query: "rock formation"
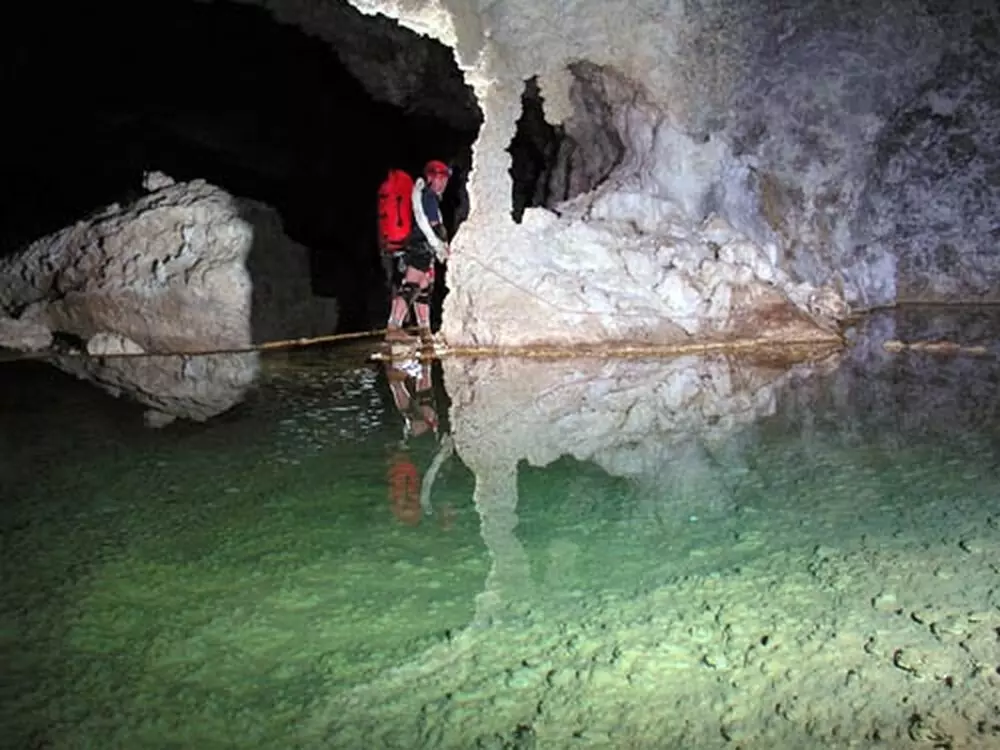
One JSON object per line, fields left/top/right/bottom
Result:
{"left": 0, "top": 177, "right": 254, "bottom": 354}
{"left": 0, "top": 173, "right": 339, "bottom": 423}
{"left": 3, "top": 0, "right": 996, "bottom": 401}
{"left": 232, "top": 0, "right": 1000, "bottom": 346}
{"left": 852, "top": 33, "right": 1000, "bottom": 303}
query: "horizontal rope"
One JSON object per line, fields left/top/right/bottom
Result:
{"left": 0, "top": 327, "right": 387, "bottom": 361}
{"left": 3, "top": 299, "right": 997, "bottom": 364}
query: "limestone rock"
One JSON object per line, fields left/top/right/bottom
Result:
{"left": 142, "top": 170, "right": 176, "bottom": 191}
{"left": 322, "top": 0, "right": 999, "bottom": 338}
{"left": 241, "top": 198, "right": 340, "bottom": 344}
{"left": 86, "top": 332, "right": 146, "bottom": 356}
{"left": 442, "top": 185, "right": 844, "bottom": 348}
{"left": 233, "top": 0, "right": 480, "bottom": 131}
{"left": 0, "top": 315, "right": 52, "bottom": 352}
{"left": 853, "top": 35, "right": 1000, "bottom": 303}
{"left": 0, "top": 178, "right": 255, "bottom": 353}
{"left": 0, "top": 176, "right": 336, "bottom": 422}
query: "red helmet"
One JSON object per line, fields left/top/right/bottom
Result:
{"left": 424, "top": 160, "right": 451, "bottom": 179}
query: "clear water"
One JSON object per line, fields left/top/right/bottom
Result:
{"left": 2, "top": 310, "right": 1000, "bottom": 750}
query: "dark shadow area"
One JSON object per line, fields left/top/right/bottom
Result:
{"left": 0, "top": 0, "right": 481, "bottom": 332}
{"left": 507, "top": 76, "right": 563, "bottom": 223}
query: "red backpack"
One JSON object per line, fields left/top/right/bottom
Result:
{"left": 377, "top": 168, "right": 414, "bottom": 252}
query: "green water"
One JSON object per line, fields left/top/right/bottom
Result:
{"left": 3, "top": 319, "right": 1000, "bottom": 750}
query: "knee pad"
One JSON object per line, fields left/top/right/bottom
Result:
{"left": 399, "top": 282, "right": 420, "bottom": 305}
{"left": 415, "top": 286, "right": 433, "bottom": 305}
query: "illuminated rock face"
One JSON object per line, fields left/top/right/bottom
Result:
{"left": 287, "top": 0, "right": 995, "bottom": 344}
{"left": 0, "top": 178, "right": 260, "bottom": 354}
{"left": 3, "top": 0, "right": 997, "bottom": 413}
{"left": 0, "top": 176, "right": 338, "bottom": 422}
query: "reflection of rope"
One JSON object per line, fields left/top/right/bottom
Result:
{"left": 6, "top": 324, "right": 845, "bottom": 366}
{"left": 883, "top": 339, "right": 991, "bottom": 356}
{"left": 442, "top": 336, "right": 844, "bottom": 359}
{"left": 845, "top": 299, "right": 1000, "bottom": 322}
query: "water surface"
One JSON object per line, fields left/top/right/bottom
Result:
{"left": 2, "top": 309, "right": 999, "bottom": 749}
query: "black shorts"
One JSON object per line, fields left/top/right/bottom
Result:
{"left": 406, "top": 246, "right": 435, "bottom": 273}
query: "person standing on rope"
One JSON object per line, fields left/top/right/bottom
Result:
{"left": 384, "top": 160, "right": 452, "bottom": 344}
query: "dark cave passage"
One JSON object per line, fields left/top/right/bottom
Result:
{"left": 508, "top": 77, "right": 564, "bottom": 223}
{"left": 0, "top": 0, "right": 481, "bottom": 333}
{"left": 506, "top": 66, "right": 626, "bottom": 224}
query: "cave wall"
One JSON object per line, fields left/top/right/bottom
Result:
{"left": 851, "top": 30, "right": 1000, "bottom": 303}
{"left": 223, "top": 0, "right": 480, "bottom": 132}
{"left": 26, "top": 0, "right": 965, "bottom": 347}
{"left": 300, "top": 0, "right": 1000, "bottom": 317}
{"left": 6, "top": 0, "right": 993, "bottom": 345}
{"left": 470, "top": 0, "right": 1000, "bottom": 311}
{"left": 1, "top": 0, "right": 484, "bottom": 337}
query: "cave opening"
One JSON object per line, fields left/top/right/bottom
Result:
{"left": 506, "top": 64, "right": 626, "bottom": 224}
{"left": 0, "top": 0, "right": 482, "bottom": 334}
{"left": 507, "top": 76, "right": 563, "bottom": 223}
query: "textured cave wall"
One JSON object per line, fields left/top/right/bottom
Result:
{"left": 722, "top": 1, "right": 1000, "bottom": 307}
{"left": 249, "top": 0, "right": 1000, "bottom": 343}
{"left": 851, "top": 26, "right": 1000, "bottom": 303}
{"left": 479, "top": 0, "right": 1000, "bottom": 310}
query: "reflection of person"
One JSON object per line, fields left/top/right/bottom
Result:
{"left": 384, "top": 358, "right": 455, "bottom": 528}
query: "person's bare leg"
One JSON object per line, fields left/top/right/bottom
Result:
{"left": 385, "top": 294, "right": 411, "bottom": 341}
{"left": 414, "top": 298, "right": 431, "bottom": 341}
{"left": 412, "top": 268, "right": 433, "bottom": 342}
{"left": 386, "top": 267, "right": 427, "bottom": 342}
{"left": 397, "top": 267, "right": 431, "bottom": 342}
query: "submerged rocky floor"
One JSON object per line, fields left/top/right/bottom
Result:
{"left": 1, "top": 307, "right": 999, "bottom": 750}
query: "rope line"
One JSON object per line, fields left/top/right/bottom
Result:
{"left": 4, "top": 288, "right": 997, "bottom": 364}
{"left": 1, "top": 326, "right": 388, "bottom": 361}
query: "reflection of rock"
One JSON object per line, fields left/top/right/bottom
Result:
{"left": 470, "top": 461, "right": 531, "bottom": 626}
{"left": 0, "top": 175, "right": 334, "bottom": 421}
{"left": 444, "top": 350, "right": 841, "bottom": 493}
{"left": 778, "top": 308, "right": 1000, "bottom": 443}
{"left": 442, "top": 348, "right": 840, "bottom": 618}
{"left": 53, "top": 348, "right": 259, "bottom": 426}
